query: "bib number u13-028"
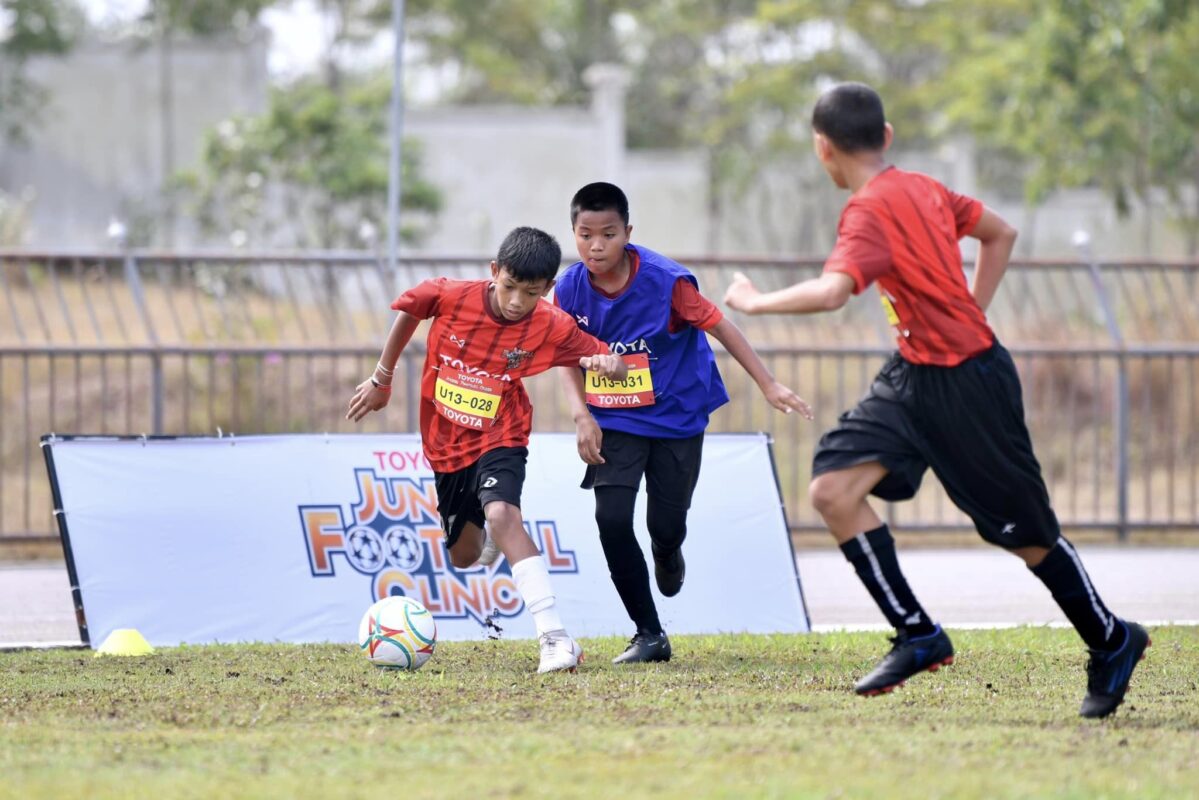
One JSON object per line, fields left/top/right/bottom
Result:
{"left": 434, "top": 369, "right": 503, "bottom": 429}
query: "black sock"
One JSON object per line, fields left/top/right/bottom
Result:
{"left": 595, "top": 487, "right": 662, "bottom": 634}
{"left": 840, "top": 525, "right": 936, "bottom": 638}
{"left": 1030, "top": 538, "right": 1124, "bottom": 651}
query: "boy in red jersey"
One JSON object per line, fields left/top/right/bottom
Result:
{"left": 347, "top": 226, "right": 627, "bottom": 673}
{"left": 724, "top": 83, "right": 1147, "bottom": 718}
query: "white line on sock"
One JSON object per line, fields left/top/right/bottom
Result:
{"left": 857, "top": 532, "right": 910, "bottom": 619}
{"left": 1057, "top": 539, "right": 1116, "bottom": 641}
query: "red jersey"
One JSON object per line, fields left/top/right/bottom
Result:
{"left": 824, "top": 167, "right": 993, "bottom": 366}
{"left": 554, "top": 247, "right": 724, "bottom": 333}
{"left": 393, "top": 278, "right": 610, "bottom": 473}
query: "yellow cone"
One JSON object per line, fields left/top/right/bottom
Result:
{"left": 94, "top": 628, "right": 156, "bottom": 657}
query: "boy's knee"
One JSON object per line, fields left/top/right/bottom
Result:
{"left": 594, "top": 488, "right": 636, "bottom": 533}
{"left": 646, "top": 499, "right": 687, "bottom": 551}
{"left": 809, "top": 474, "right": 843, "bottom": 517}
{"left": 483, "top": 501, "right": 521, "bottom": 533}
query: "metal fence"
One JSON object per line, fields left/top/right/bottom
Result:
{"left": 2, "top": 249, "right": 1197, "bottom": 544}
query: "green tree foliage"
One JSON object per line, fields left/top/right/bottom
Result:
{"left": 138, "top": 0, "right": 273, "bottom": 36}
{"left": 398, "top": 0, "right": 967, "bottom": 247}
{"left": 0, "top": 0, "right": 81, "bottom": 141}
{"left": 940, "top": 0, "right": 1199, "bottom": 253}
{"left": 179, "top": 75, "right": 441, "bottom": 249}
{"left": 176, "top": 0, "right": 442, "bottom": 249}
{"left": 404, "top": 0, "right": 633, "bottom": 106}
{"left": 398, "top": 0, "right": 1199, "bottom": 254}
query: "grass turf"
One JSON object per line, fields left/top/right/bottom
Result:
{"left": 2, "top": 626, "right": 1197, "bottom": 799}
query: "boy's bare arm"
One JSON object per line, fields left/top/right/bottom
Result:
{"left": 346, "top": 311, "right": 421, "bottom": 422}
{"left": 706, "top": 318, "right": 814, "bottom": 419}
{"left": 723, "top": 271, "right": 854, "bottom": 315}
{"left": 558, "top": 366, "right": 604, "bottom": 465}
{"left": 969, "top": 207, "right": 1018, "bottom": 312}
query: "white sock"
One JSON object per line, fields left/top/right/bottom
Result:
{"left": 510, "top": 555, "right": 564, "bottom": 636}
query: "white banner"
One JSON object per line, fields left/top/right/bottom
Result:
{"left": 45, "top": 433, "right": 808, "bottom": 646}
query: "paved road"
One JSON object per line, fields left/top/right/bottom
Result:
{"left": 3, "top": 546, "right": 1197, "bottom": 645}
{"left": 795, "top": 546, "right": 1199, "bottom": 631}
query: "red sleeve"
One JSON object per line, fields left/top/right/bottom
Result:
{"left": 390, "top": 277, "right": 444, "bottom": 318}
{"left": 548, "top": 312, "right": 610, "bottom": 367}
{"left": 946, "top": 187, "right": 984, "bottom": 238}
{"left": 823, "top": 204, "right": 892, "bottom": 294}
{"left": 670, "top": 278, "right": 723, "bottom": 333}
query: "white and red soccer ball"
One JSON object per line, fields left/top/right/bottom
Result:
{"left": 358, "top": 596, "right": 437, "bottom": 670}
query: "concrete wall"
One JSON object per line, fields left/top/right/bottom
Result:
{"left": 0, "top": 32, "right": 269, "bottom": 248}
{"left": 405, "top": 107, "right": 711, "bottom": 257}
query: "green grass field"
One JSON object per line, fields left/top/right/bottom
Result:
{"left": 3, "top": 627, "right": 1197, "bottom": 799}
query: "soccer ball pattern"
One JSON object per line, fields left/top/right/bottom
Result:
{"left": 345, "top": 526, "right": 385, "bottom": 572}
{"left": 358, "top": 595, "right": 437, "bottom": 670}
{"left": 384, "top": 525, "right": 424, "bottom": 571}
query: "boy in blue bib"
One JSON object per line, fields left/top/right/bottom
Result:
{"left": 556, "top": 182, "right": 813, "bottom": 664}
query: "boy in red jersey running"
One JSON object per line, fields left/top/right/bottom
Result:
{"left": 724, "top": 83, "right": 1148, "bottom": 718}
{"left": 347, "top": 226, "right": 627, "bottom": 674}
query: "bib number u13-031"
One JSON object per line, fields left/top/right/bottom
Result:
{"left": 585, "top": 353, "right": 655, "bottom": 408}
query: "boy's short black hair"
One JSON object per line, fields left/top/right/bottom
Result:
{"left": 496, "top": 226, "right": 562, "bottom": 284}
{"left": 570, "top": 181, "right": 629, "bottom": 226}
{"left": 811, "top": 82, "right": 887, "bottom": 154}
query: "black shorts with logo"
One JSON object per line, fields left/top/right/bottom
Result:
{"left": 433, "top": 446, "right": 527, "bottom": 549}
{"left": 581, "top": 428, "right": 704, "bottom": 507}
{"left": 812, "top": 341, "right": 1060, "bottom": 549}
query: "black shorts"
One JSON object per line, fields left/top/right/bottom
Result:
{"left": 433, "top": 446, "right": 527, "bottom": 549}
{"left": 582, "top": 429, "right": 704, "bottom": 507}
{"left": 812, "top": 341, "right": 1060, "bottom": 549}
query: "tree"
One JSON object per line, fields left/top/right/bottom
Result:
{"left": 0, "top": 0, "right": 81, "bottom": 142}
{"left": 179, "top": 74, "right": 441, "bottom": 249}
{"left": 396, "top": 0, "right": 969, "bottom": 250}
{"left": 939, "top": 0, "right": 1199, "bottom": 255}
{"left": 403, "top": 0, "right": 632, "bottom": 106}
{"left": 141, "top": 0, "right": 273, "bottom": 36}
{"left": 123, "top": 0, "right": 277, "bottom": 245}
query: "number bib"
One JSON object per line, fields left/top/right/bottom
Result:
{"left": 434, "top": 369, "right": 503, "bottom": 429}
{"left": 879, "top": 293, "right": 900, "bottom": 326}
{"left": 879, "top": 289, "right": 910, "bottom": 339}
{"left": 585, "top": 353, "right": 655, "bottom": 408}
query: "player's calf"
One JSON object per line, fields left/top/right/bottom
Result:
{"left": 652, "top": 545, "right": 685, "bottom": 597}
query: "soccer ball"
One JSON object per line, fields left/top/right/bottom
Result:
{"left": 358, "top": 596, "right": 437, "bottom": 670}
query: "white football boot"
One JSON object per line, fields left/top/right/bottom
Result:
{"left": 537, "top": 629, "right": 584, "bottom": 673}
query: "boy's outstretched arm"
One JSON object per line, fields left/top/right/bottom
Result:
{"left": 558, "top": 366, "right": 605, "bottom": 465}
{"left": 706, "top": 318, "right": 814, "bottom": 419}
{"left": 579, "top": 353, "right": 628, "bottom": 381}
{"left": 969, "top": 207, "right": 1018, "bottom": 312}
{"left": 723, "top": 271, "right": 855, "bottom": 316}
{"left": 346, "top": 311, "right": 421, "bottom": 422}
